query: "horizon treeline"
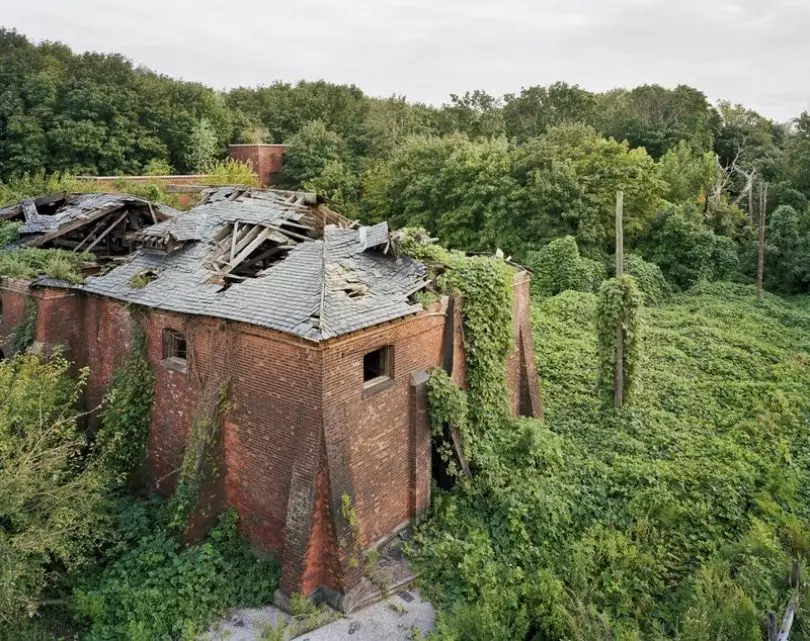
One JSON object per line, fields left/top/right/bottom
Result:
{"left": 3, "top": 27, "right": 810, "bottom": 295}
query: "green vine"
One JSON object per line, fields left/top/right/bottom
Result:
{"left": 596, "top": 275, "right": 642, "bottom": 404}
{"left": 402, "top": 229, "right": 514, "bottom": 465}
{"left": 167, "top": 382, "right": 230, "bottom": 531}
{"left": 426, "top": 368, "right": 469, "bottom": 479}
{"left": 340, "top": 493, "right": 362, "bottom": 569}
{"left": 11, "top": 297, "right": 37, "bottom": 353}
{"left": 95, "top": 321, "right": 155, "bottom": 486}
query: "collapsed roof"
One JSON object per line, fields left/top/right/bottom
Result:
{"left": 0, "top": 192, "right": 179, "bottom": 258}
{"left": 50, "top": 187, "right": 429, "bottom": 342}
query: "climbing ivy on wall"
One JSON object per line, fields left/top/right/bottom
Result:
{"left": 426, "top": 368, "right": 469, "bottom": 479}
{"left": 167, "top": 381, "right": 230, "bottom": 532}
{"left": 11, "top": 297, "right": 37, "bottom": 353}
{"left": 596, "top": 275, "right": 642, "bottom": 403}
{"left": 95, "top": 322, "right": 155, "bottom": 487}
{"left": 402, "top": 229, "right": 515, "bottom": 467}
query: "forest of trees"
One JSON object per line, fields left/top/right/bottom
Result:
{"left": 2, "top": 27, "right": 810, "bottom": 297}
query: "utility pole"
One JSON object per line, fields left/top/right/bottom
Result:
{"left": 614, "top": 190, "right": 624, "bottom": 409}
{"left": 757, "top": 181, "right": 768, "bottom": 300}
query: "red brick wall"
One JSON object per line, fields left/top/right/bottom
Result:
{"left": 0, "top": 279, "right": 32, "bottom": 356}
{"left": 228, "top": 145, "right": 287, "bottom": 186}
{"left": 506, "top": 272, "right": 543, "bottom": 419}
{"left": 2, "top": 270, "right": 542, "bottom": 606}
{"left": 321, "top": 311, "right": 445, "bottom": 551}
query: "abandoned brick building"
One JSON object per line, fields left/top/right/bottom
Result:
{"left": 0, "top": 186, "right": 542, "bottom": 610}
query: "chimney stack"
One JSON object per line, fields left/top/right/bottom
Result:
{"left": 228, "top": 144, "right": 287, "bottom": 186}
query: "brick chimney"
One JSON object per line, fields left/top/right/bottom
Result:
{"left": 228, "top": 144, "right": 287, "bottom": 186}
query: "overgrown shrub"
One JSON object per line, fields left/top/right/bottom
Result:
{"left": 205, "top": 158, "right": 260, "bottom": 187}
{"left": 596, "top": 275, "right": 641, "bottom": 403}
{"left": 0, "top": 248, "right": 94, "bottom": 283}
{"left": 0, "top": 221, "right": 21, "bottom": 247}
{"left": 528, "top": 235, "right": 605, "bottom": 297}
{"left": 72, "top": 510, "right": 279, "bottom": 641}
{"left": 0, "top": 354, "right": 108, "bottom": 629}
{"left": 95, "top": 325, "right": 155, "bottom": 487}
{"left": 412, "top": 284, "right": 810, "bottom": 639}
{"left": 624, "top": 253, "right": 670, "bottom": 305}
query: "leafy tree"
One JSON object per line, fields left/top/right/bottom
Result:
{"left": 764, "top": 205, "right": 810, "bottom": 293}
{"left": 657, "top": 140, "right": 716, "bottom": 205}
{"left": 282, "top": 119, "right": 349, "bottom": 187}
{"left": 0, "top": 355, "right": 108, "bottom": 627}
{"left": 640, "top": 204, "right": 741, "bottom": 289}
{"left": 597, "top": 84, "right": 717, "bottom": 159}
{"left": 503, "top": 82, "right": 596, "bottom": 141}
{"left": 185, "top": 118, "right": 219, "bottom": 173}
{"left": 303, "top": 159, "right": 361, "bottom": 218}
{"left": 511, "top": 124, "right": 666, "bottom": 255}
{"left": 363, "top": 134, "right": 516, "bottom": 251}
{"left": 437, "top": 91, "right": 505, "bottom": 139}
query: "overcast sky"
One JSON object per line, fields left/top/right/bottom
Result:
{"left": 4, "top": 0, "right": 810, "bottom": 121}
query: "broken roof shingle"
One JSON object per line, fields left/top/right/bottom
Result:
{"left": 79, "top": 188, "right": 427, "bottom": 342}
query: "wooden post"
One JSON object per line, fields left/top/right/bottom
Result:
{"left": 756, "top": 181, "right": 768, "bottom": 300}
{"left": 614, "top": 191, "right": 624, "bottom": 409}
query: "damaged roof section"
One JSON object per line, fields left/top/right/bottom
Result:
{"left": 0, "top": 192, "right": 179, "bottom": 261}
{"left": 77, "top": 187, "right": 429, "bottom": 341}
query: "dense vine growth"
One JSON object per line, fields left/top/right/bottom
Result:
{"left": 413, "top": 283, "right": 810, "bottom": 640}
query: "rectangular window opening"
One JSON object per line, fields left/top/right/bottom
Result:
{"left": 363, "top": 346, "right": 392, "bottom": 390}
{"left": 163, "top": 329, "right": 187, "bottom": 363}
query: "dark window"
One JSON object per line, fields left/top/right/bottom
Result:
{"left": 363, "top": 346, "right": 391, "bottom": 385}
{"left": 163, "top": 329, "right": 187, "bottom": 361}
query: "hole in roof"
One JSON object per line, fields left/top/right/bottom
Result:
{"left": 208, "top": 222, "right": 297, "bottom": 285}
{"left": 33, "top": 200, "right": 160, "bottom": 260}
{"left": 129, "top": 268, "right": 159, "bottom": 289}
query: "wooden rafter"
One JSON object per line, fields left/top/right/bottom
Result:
{"left": 84, "top": 210, "right": 130, "bottom": 253}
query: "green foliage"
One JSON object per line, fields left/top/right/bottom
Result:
{"left": 596, "top": 276, "right": 641, "bottom": 403}
{"left": 657, "top": 140, "right": 716, "bottom": 204}
{"left": 511, "top": 124, "right": 667, "bottom": 254}
{"left": 205, "top": 158, "right": 260, "bottom": 187}
{"left": 73, "top": 509, "right": 279, "bottom": 641}
{"left": 624, "top": 254, "right": 670, "bottom": 305}
{"left": 110, "top": 178, "right": 180, "bottom": 208}
{"left": 167, "top": 382, "right": 229, "bottom": 531}
{"left": 185, "top": 118, "right": 220, "bottom": 173}
{"left": 641, "top": 204, "right": 741, "bottom": 289}
{"left": 0, "top": 354, "right": 107, "bottom": 628}
{"left": 528, "top": 236, "right": 605, "bottom": 297}
{"left": 412, "top": 285, "right": 810, "bottom": 640}
{"left": 143, "top": 158, "right": 174, "bottom": 176}
{"left": 95, "top": 324, "right": 155, "bottom": 487}
{"left": 765, "top": 204, "right": 810, "bottom": 293}
{"left": 0, "top": 171, "right": 95, "bottom": 206}
{"left": 283, "top": 119, "right": 349, "bottom": 187}
{"left": 0, "top": 248, "right": 94, "bottom": 283}
{"left": 426, "top": 369, "right": 468, "bottom": 439}
{"left": 404, "top": 234, "right": 514, "bottom": 467}
{"left": 302, "top": 158, "right": 361, "bottom": 217}
{"left": 11, "top": 297, "right": 37, "bottom": 353}
{"left": 0, "top": 221, "right": 21, "bottom": 246}
{"left": 426, "top": 369, "right": 470, "bottom": 479}
{"left": 364, "top": 135, "right": 516, "bottom": 252}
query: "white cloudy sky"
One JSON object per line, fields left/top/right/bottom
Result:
{"left": 4, "top": 0, "right": 809, "bottom": 121}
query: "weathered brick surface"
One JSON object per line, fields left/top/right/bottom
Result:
{"left": 0, "top": 279, "right": 33, "bottom": 356}
{"left": 228, "top": 145, "right": 286, "bottom": 186}
{"left": 321, "top": 312, "right": 445, "bottom": 550}
{"left": 507, "top": 273, "right": 544, "bottom": 419}
{"left": 1, "top": 266, "right": 542, "bottom": 605}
